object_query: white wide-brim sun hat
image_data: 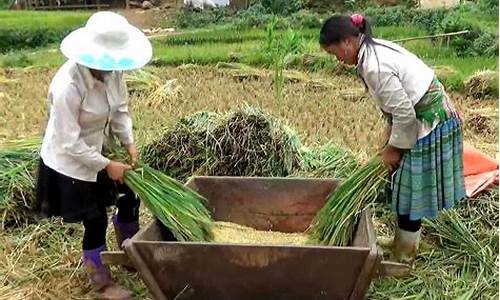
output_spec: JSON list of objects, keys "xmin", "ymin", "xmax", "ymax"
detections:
[{"xmin": 61, "ymin": 11, "xmax": 153, "ymax": 71}]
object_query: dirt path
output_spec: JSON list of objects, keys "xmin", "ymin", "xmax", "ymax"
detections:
[
  {"xmin": 115, "ymin": 0, "xmax": 179, "ymax": 29},
  {"xmin": 419, "ymin": 0, "xmax": 459, "ymax": 8}
]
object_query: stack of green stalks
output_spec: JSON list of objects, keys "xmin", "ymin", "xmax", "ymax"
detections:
[
  {"xmin": 308, "ymin": 157, "xmax": 388, "ymax": 246},
  {"xmin": 0, "ymin": 139, "xmax": 40, "ymax": 228},
  {"xmin": 371, "ymin": 189, "xmax": 498, "ymax": 299},
  {"xmin": 141, "ymin": 111, "xmax": 220, "ymax": 180},
  {"xmin": 300, "ymin": 142, "xmax": 360, "ymax": 179},
  {"xmin": 124, "ymin": 165, "xmax": 213, "ymax": 242},
  {"xmin": 142, "ymin": 107, "xmax": 304, "ymax": 181}
]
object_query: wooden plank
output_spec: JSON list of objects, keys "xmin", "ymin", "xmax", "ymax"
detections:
[
  {"xmin": 187, "ymin": 176, "xmax": 339, "ymax": 233},
  {"xmin": 100, "ymin": 250, "xmax": 134, "ymax": 268},
  {"xmin": 124, "ymin": 241, "xmax": 168, "ymax": 300},
  {"xmin": 350, "ymin": 243, "xmax": 382, "ymax": 300},
  {"xmin": 129, "ymin": 241, "xmax": 370, "ymax": 300}
]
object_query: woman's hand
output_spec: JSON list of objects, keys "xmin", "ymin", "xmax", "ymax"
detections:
[
  {"xmin": 380, "ymin": 145, "xmax": 402, "ymax": 172},
  {"xmin": 125, "ymin": 143, "xmax": 139, "ymax": 168},
  {"xmin": 106, "ymin": 160, "xmax": 132, "ymax": 184}
]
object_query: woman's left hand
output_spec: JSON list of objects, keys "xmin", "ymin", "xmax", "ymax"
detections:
[
  {"xmin": 380, "ymin": 145, "xmax": 402, "ymax": 172},
  {"xmin": 126, "ymin": 143, "xmax": 139, "ymax": 168}
]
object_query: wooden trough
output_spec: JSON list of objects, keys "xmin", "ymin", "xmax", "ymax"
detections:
[{"xmin": 102, "ymin": 176, "xmax": 410, "ymax": 300}]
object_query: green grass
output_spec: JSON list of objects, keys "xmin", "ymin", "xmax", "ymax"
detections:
[
  {"xmin": 0, "ymin": 23, "xmax": 497, "ymax": 95},
  {"xmin": 153, "ymin": 41, "xmax": 259, "ymax": 66},
  {"xmin": 157, "ymin": 28, "xmax": 319, "ymax": 46},
  {"xmin": 0, "ymin": 10, "xmax": 90, "ymax": 29},
  {"xmin": 431, "ymin": 56, "xmax": 499, "ymax": 75},
  {"xmin": 0, "ymin": 0, "xmax": 10, "ymax": 8},
  {"xmin": 0, "ymin": 11, "xmax": 90, "ymax": 53},
  {"xmin": 374, "ymin": 26, "xmax": 428, "ymax": 40},
  {"xmin": 455, "ymin": 4, "xmax": 499, "ymax": 35},
  {"xmin": 430, "ymin": 56, "xmax": 499, "ymax": 91},
  {"xmin": 0, "ymin": 48, "xmax": 64, "ymax": 68}
]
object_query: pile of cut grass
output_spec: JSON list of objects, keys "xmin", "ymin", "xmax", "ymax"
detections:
[
  {"xmin": 0, "ymin": 139, "xmax": 40, "ymax": 229},
  {"xmin": 370, "ymin": 189, "xmax": 499, "ymax": 299},
  {"xmin": 142, "ymin": 107, "xmax": 304, "ymax": 181},
  {"xmin": 300, "ymin": 142, "xmax": 360, "ymax": 179}
]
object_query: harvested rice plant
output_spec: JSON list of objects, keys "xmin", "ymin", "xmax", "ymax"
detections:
[{"xmin": 0, "ymin": 0, "xmax": 498, "ymax": 299}]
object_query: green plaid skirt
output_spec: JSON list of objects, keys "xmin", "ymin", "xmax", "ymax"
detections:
[{"xmin": 391, "ymin": 79, "xmax": 466, "ymax": 220}]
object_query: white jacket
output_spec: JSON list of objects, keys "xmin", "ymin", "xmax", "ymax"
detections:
[
  {"xmin": 357, "ymin": 38, "xmax": 436, "ymax": 149},
  {"xmin": 40, "ymin": 61, "xmax": 133, "ymax": 182}
]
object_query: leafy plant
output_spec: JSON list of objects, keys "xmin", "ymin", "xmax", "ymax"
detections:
[
  {"xmin": 176, "ymin": 7, "xmax": 229, "ymax": 29},
  {"xmin": 263, "ymin": 19, "xmax": 305, "ymax": 102},
  {"xmin": 259, "ymin": 0, "xmax": 303, "ymax": 15}
]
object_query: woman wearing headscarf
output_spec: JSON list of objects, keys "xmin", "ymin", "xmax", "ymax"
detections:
[{"xmin": 319, "ymin": 14, "xmax": 465, "ymax": 263}]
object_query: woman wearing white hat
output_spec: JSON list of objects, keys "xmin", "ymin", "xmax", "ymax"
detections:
[{"xmin": 35, "ymin": 11, "xmax": 152, "ymax": 300}]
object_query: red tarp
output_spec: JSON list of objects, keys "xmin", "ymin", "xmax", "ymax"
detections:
[{"xmin": 463, "ymin": 143, "xmax": 499, "ymax": 198}]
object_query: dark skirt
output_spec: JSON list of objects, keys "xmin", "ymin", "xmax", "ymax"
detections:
[{"xmin": 35, "ymin": 159, "xmax": 119, "ymax": 223}]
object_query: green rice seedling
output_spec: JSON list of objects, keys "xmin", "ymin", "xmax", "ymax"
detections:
[
  {"xmin": 124, "ymin": 165, "xmax": 212, "ymax": 242},
  {"xmin": 425, "ymin": 208, "xmax": 496, "ymax": 275},
  {"xmin": 0, "ymin": 138, "xmax": 41, "ymax": 228},
  {"xmin": 300, "ymin": 142, "xmax": 360, "ymax": 179},
  {"xmin": 308, "ymin": 157, "xmax": 388, "ymax": 246}
]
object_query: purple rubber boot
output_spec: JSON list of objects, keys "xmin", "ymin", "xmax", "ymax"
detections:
[
  {"xmin": 82, "ymin": 246, "xmax": 131, "ymax": 300},
  {"xmin": 112, "ymin": 214, "xmax": 139, "ymax": 249}
]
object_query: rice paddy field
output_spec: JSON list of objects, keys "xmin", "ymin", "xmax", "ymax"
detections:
[{"xmin": 0, "ymin": 2, "xmax": 499, "ymax": 300}]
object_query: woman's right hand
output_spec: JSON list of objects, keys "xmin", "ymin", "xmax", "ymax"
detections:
[{"xmin": 106, "ymin": 160, "xmax": 132, "ymax": 184}]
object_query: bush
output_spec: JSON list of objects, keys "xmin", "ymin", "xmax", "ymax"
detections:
[
  {"xmin": 365, "ymin": 6, "xmax": 498, "ymax": 57},
  {"xmin": 260, "ymin": 0, "xmax": 303, "ymax": 15},
  {"xmin": 472, "ymin": 32, "xmax": 499, "ymax": 57},
  {"xmin": 479, "ymin": 0, "xmax": 498, "ymax": 12},
  {"xmin": 0, "ymin": 27, "xmax": 75, "ymax": 53},
  {"xmin": 0, "ymin": 0, "xmax": 10, "ymax": 8},
  {"xmin": 303, "ymin": 0, "xmax": 343, "ymax": 11},
  {"xmin": 176, "ymin": 7, "xmax": 229, "ymax": 29},
  {"xmin": 289, "ymin": 10, "xmax": 323, "ymax": 29},
  {"xmin": 364, "ymin": 6, "xmax": 447, "ymax": 34},
  {"xmin": 1, "ymin": 53, "xmax": 34, "ymax": 68},
  {"xmin": 364, "ymin": 6, "xmax": 405, "ymax": 26},
  {"xmin": 232, "ymin": 7, "xmax": 323, "ymax": 30}
]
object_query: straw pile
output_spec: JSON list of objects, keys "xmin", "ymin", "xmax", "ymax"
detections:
[
  {"xmin": 464, "ymin": 70, "xmax": 499, "ymax": 100},
  {"xmin": 308, "ymin": 157, "xmax": 388, "ymax": 246},
  {"xmin": 211, "ymin": 221, "xmax": 308, "ymax": 246},
  {"xmin": 124, "ymin": 165, "xmax": 213, "ymax": 242},
  {"xmin": 467, "ymin": 113, "xmax": 495, "ymax": 135},
  {"xmin": 125, "ymin": 69, "xmax": 182, "ymax": 110},
  {"xmin": 0, "ymin": 139, "xmax": 40, "ymax": 229},
  {"xmin": 142, "ymin": 107, "xmax": 304, "ymax": 181},
  {"xmin": 141, "ymin": 111, "xmax": 220, "ymax": 180}
]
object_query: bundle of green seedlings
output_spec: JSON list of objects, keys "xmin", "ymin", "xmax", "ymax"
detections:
[
  {"xmin": 308, "ymin": 157, "xmax": 388, "ymax": 246},
  {"xmin": 300, "ymin": 142, "xmax": 360, "ymax": 179},
  {"xmin": 0, "ymin": 139, "xmax": 40, "ymax": 228},
  {"xmin": 142, "ymin": 107, "xmax": 304, "ymax": 181},
  {"xmin": 124, "ymin": 165, "xmax": 213, "ymax": 242}
]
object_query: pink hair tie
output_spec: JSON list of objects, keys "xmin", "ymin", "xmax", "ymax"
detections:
[{"xmin": 351, "ymin": 14, "xmax": 364, "ymax": 27}]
